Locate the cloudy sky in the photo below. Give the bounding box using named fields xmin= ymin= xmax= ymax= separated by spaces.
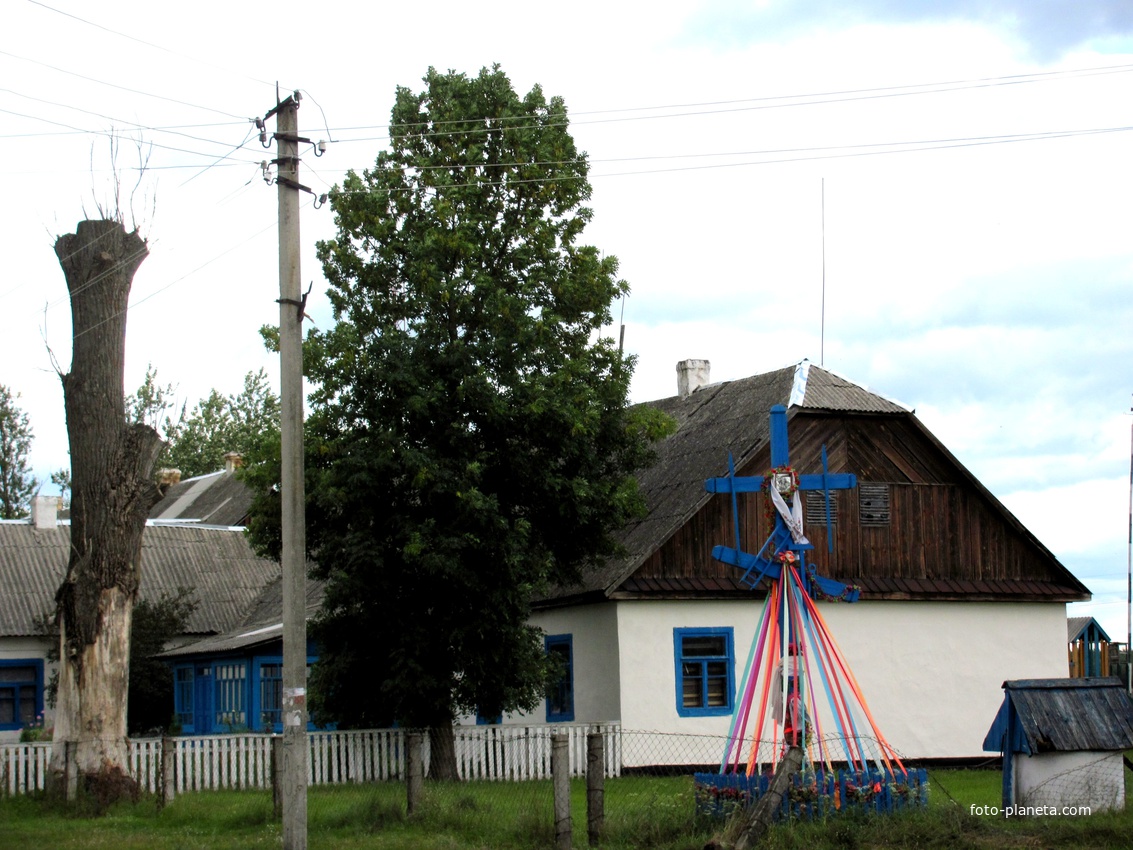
xmin=3 ymin=1 xmax=1131 ymax=635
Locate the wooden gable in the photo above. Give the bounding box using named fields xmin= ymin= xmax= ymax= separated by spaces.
xmin=622 ymin=409 xmax=1087 ymax=602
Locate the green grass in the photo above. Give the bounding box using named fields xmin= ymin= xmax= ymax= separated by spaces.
xmin=1 ymin=769 xmax=1132 ymax=849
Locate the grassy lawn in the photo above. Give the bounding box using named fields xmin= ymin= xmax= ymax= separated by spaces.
xmin=2 ymin=769 xmax=1132 ymax=849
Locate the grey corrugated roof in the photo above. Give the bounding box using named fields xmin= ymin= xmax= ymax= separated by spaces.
xmin=0 ymin=522 xmax=279 ymax=637
xmin=150 ymin=469 xmax=254 ymax=527
xmin=1004 ymin=678 xmax=1133 ymax=753
xmin=158 ymin=576 xmax=325 ymax=659
xmin=1067 ymin=616 xmax=1111 ymax=643
xmin=557 ymin=361 xmax=906 ymax=598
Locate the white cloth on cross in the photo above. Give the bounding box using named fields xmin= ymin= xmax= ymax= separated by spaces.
xmin=770 ymin=486 xmax=810 ymax=546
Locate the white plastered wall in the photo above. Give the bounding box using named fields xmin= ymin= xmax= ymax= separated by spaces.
xmin=613 ymin=598 xmax=1068 ymax=759
xmin=507 ymin=602 xmax=622 ymax=725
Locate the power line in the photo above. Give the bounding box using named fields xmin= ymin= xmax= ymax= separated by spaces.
xmin=316 ymin=61 xmax=1133 ymax=144
xmin=1 ymin=86 xmax=256 ymax=152
xmin=0 ymin=47 xmax=252 ymax=121
xmin=0 ymin=104 xmax=262 ymax=166
xmin=0 ymin=119 xmax=248 ymax=140
xmin=23 ymin=0 xmax=281 ymax=92
xmin=302 ymin=123 xmax=1133 ymax=199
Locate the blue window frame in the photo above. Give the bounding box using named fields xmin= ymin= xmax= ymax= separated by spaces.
xmin=170 ymin=650 xmax=319 ymax=735
xmin=545 ymin=634 xmax=574 ymax=722
xmin=215 ymin=663 xmax=247 ymax=729
xmin=0 ymin=659 xmax=44 ymax=731
xmin=674 ymin=628 xmax=734 ymax=717
xmin=258 ymin=662 xmax=283 ymax=730
xmin=174 ymin=667 xmax=194 ymax=728
xmin=250 ymin=655 xmax=317 ymax=733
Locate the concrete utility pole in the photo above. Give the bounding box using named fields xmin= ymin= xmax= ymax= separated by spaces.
xmin=265 ymin=90 xmax=307 ymax=850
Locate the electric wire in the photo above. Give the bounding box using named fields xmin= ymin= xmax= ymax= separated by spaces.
xmin=0 ymin=48 xmax=252 ymax=121
xmin=0 ymin=105 xmax=261 ymax=165
xmin=316 ymin=62 xmax=1133 ymax=144
xmin=24 ymin=0 xmax=280 ymax=91
xmin=304 ymin=123 xmax=1133 ymax=201
xmin=1 ymin=86 xmax=257 ymax=153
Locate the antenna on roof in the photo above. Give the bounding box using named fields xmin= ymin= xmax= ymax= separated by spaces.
xmin=820 ymin=177 xmax=826 ymax=368
xmin=618 ymin=294 xmax=626 ymax=356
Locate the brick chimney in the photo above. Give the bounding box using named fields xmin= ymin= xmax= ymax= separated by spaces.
xmin=31 ymin=494 xmax=59 ymax=529
xmin=676 ymin=359 xmax=711 ymax=399
xmin=224 ymin=452 xmax=244 ymax=473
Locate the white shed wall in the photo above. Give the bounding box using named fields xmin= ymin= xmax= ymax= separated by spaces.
xmin=1014 ymin=750 xmax=1125 ymax=812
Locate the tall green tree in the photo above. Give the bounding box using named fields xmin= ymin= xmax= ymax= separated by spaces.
xmin=247 ymin=66 xmax=669 ymax=776
xmin=0 ymin=384 xmax=38 ymax=519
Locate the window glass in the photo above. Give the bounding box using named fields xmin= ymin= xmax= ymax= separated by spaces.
xmin=545 ymin=635 xmax=574 ymax=722
xmin=0 ymin=661 xmax=41 ymax=730
xmin=260 ymin=662 xmax=283 ymax=730
xmin=215 ymin=663 xmax=247 ymax=728
xmin=674 ymin=629 xmax=734 ymax=717
xmin=174 ymin=667 xmax=194 ymax=727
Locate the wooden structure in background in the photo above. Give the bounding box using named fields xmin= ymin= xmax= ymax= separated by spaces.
xmin=1068 ymin=616 xmax=1111 ymax=678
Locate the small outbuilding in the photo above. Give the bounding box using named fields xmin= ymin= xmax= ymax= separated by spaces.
xmin=983 ymin=678 xmax=1133 ymax=812
xmin=1067 ymin=616 xmax=1112 ymax=677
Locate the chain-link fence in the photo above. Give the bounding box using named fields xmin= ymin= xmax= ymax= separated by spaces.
xmin=3 ymin=726 xmax=936 ymax=848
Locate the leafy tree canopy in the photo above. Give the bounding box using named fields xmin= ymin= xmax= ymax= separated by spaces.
xmin=124 ymin=366 xmax=281 ymax=480
xmin=0 ymin=384 xmax=37 ymax=519
xmin=164 ymin=369 xmax=280 ymax=479
xmin=246 ymin=65 xmax=671 ymax=732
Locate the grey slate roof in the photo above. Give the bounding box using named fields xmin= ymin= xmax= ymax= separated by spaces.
xmin=0 ymin=522 xmax=279 ymax=638
xmin=1068 ymin=616 xmax=1111 ymax=643
xmin=158 ymin=576 xmax=325 ymax=659
xmin=561 ymin=361 xmax=906 ymax=598
xmin=150 ymin=469 xmax=254 ymax=527
xmin=988 ymin=678 xmax=1133 ymax=754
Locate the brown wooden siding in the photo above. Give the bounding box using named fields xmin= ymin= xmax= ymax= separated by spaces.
xmin=633 ymin=412 xmax=1066 ymax=587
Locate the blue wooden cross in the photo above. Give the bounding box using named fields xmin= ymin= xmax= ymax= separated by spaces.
xmin=704 ymin=405 xmax=860 ymax=601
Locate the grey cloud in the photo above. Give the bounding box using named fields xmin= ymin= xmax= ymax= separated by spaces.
xmin=692 ymin=1 xmax=1133 ymax=59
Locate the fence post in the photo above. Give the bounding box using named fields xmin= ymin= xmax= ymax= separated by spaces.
xmin=160 ymin=736 xmax=176 ymax=807
xmin=552 ymin=732 xmax=571 ymax=850
xmin=586 ymin=731 xmax=604 ymax=846
xmin=407 ymin=732 xmax=425 ymax=816
xmin=270 ymin=736 xmax=283 ymax=818
xmin=64 ymin=741 xmax=78 ymax=802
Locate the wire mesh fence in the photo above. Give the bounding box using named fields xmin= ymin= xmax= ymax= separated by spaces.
xmin=4 ymin=726 xmax=941 ymax=848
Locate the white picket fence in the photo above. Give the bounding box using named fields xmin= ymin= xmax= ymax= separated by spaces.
xmin=1 ymin=723 xmax=620 ymax=796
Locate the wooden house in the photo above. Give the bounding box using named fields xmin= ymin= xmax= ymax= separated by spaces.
xmin=520 ymin=360 xmax=1090 ymax=760
xmin=983 ymin=678 xmax=1133 ymax=811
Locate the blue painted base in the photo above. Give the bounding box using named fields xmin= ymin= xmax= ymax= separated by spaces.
xmin=693 ymin=767 xmax=929 ymax=820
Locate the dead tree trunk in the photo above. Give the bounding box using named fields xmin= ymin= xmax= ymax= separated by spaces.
xmin=48 ymin=219 xmax=165 ymax=798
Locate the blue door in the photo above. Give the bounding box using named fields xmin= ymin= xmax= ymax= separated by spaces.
xmin=194 ymin=665 xmax=213 ymax=733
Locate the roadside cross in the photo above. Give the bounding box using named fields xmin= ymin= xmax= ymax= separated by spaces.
xmin=704 ymin=405 xmax=859 ymax=600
